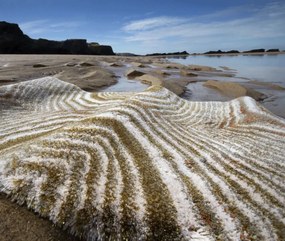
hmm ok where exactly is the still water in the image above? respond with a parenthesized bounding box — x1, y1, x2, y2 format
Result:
(169, 54, 285, 118)
(169, 53, 285, 84)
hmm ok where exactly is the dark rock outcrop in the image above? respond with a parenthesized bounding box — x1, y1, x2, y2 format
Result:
(243, 49, 265, 53)
(116, 53, 139, 56)
(204, 48, 282, 55)
(204, 50, 240, 54)
(204, 50, 223, 54)
(266, 49, 279, 52)
(226, 50, 240, 54)
(88, 45, 115, 55)
(0, 21, 31, 54)
(0, 21, 115, 55)
(146, 51, 189, 56)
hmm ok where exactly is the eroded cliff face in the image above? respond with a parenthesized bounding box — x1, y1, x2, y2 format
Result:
(0, 21, 115, 55)
(0, 21, 31, 54)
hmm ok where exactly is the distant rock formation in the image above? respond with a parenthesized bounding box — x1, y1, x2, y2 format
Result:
(203, 48, 282, 55)
(266, 49, 280, 52)
(204, 50, 223, 54)
(204, 50, 240, 54)
(88, 42, 114, 55)
(146, 51, 189, 56)
(0, 21, 115, 55)
(243, 48, 265, 53)
(116, 53, 139, 56)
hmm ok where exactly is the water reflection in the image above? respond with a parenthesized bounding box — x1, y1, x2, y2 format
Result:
(101, 76, 148, 92)
(168, 53, 285, 83)
(166, 55, 188, 60)
(169, 53, 285, 118)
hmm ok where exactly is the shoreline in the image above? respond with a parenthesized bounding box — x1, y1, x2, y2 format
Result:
(0, 54, 284, 118)
(193, 51, 285, 56)
(149, 51, 285, 58)
(0, 50, 284, 58)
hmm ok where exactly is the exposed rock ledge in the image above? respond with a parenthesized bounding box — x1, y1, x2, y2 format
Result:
(0, 77, 285, 241)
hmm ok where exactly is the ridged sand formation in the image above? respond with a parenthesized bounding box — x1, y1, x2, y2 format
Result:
(0, 77, 285, 241)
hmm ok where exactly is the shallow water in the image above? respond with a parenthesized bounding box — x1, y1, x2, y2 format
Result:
(169, 54, 285, 118)
(101, 76, 148, 92)
(169, 54, 285, 84)
(101, 64, 149, 92)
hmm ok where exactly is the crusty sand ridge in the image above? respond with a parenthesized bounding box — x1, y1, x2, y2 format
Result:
(0, 77, 285, 240)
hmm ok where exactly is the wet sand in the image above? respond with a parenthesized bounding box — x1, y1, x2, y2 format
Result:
(0, 55, 230, 91)
(1, 54, 284, 118)
(0, 55, 194, 95)
(0, 193, 80, 241)
(0, 54, 285, 240)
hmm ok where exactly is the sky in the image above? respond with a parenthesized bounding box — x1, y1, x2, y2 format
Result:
(1, 0, 285, 54)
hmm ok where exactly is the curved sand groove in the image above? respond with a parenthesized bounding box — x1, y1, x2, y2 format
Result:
(0, 77, 285, 241)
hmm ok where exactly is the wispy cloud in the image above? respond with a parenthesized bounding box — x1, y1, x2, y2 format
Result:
(20, 20, 83, 36)
(20, 20, 49, 34)
(122, 16, 187, 31)
(121, 1, 285, 53)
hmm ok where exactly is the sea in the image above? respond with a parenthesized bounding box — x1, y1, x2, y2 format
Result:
(168, 53, 285, 84)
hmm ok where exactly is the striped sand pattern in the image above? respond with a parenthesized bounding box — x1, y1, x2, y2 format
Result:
(0, 77, 285, 241)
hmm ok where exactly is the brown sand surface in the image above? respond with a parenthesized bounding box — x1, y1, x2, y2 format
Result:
(0, 54, 199, 97)
(203, 80, 267, 101)
(0, 194, 80, 241)
(0, 55, 118, 90)
(0, 53, 285, 240)
(1, 54, 284, 116)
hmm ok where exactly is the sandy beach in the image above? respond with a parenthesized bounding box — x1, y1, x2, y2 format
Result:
(0, 54, 285, 240)
(0, 54, 284, 118)
(1, 0, 285, 239)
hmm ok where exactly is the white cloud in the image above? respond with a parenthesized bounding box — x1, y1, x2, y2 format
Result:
(20, 20, 49, 34)
(20, 20, 83, 36)
(123, 16, 187, 31)
(120, 1, 285, 53)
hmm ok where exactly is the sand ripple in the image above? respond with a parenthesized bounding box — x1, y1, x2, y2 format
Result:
(0, 77, 285, 240)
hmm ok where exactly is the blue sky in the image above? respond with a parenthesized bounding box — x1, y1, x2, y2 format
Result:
(1, 0, 285, 54)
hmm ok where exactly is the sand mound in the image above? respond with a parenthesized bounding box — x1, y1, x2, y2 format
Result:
(55, 68, 117, 91)
(0, 77, 285, 241)
(125, 69, 145, 78)
(204, 80, 267, 100)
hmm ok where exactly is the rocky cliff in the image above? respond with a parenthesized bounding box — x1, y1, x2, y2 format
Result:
(0, 21, 115, 55)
